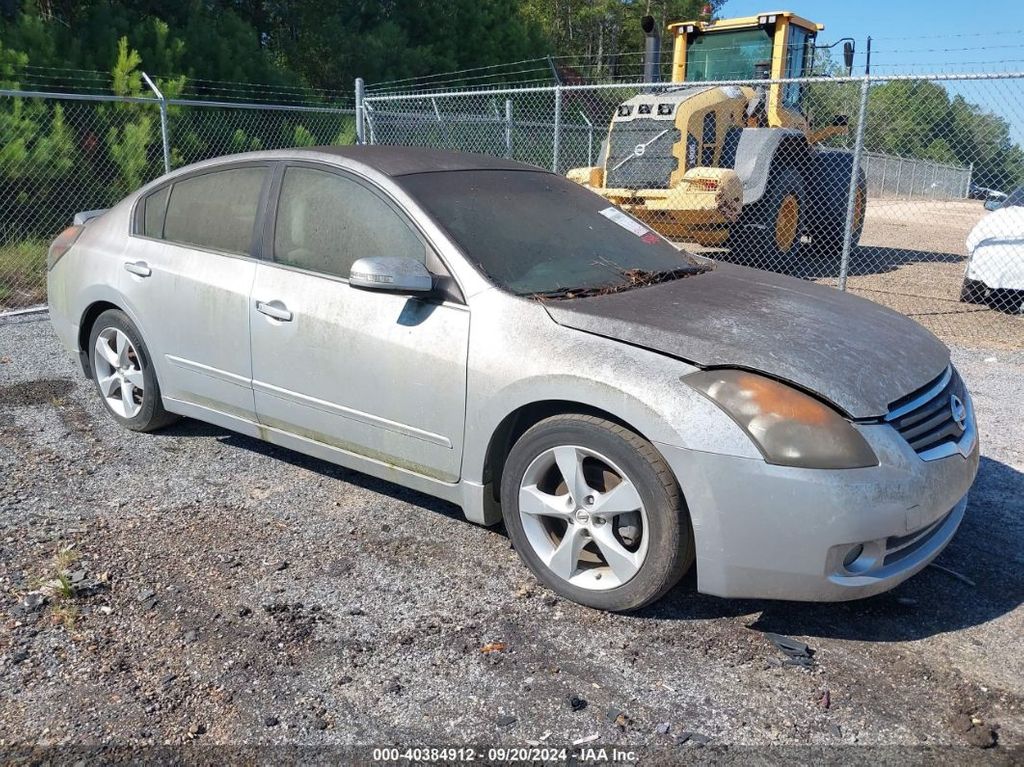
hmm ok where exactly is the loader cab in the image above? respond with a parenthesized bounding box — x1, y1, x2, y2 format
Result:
(669, 11, 821, 132)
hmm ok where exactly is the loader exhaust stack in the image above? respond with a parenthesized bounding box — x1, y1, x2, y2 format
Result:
(642, 15, 660, 84)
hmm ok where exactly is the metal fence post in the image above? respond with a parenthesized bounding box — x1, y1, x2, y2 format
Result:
(355, 77, 366, 145)
(838, 75, 870, 292)
(141, 72, 170, 174)
(579, 109, 594, 167)
(504, 99, 513, 158)
(552, 86, 562, 173)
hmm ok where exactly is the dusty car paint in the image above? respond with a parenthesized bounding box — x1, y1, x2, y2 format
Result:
(544, 262, 950, 419)
(47, 147, 979, 602)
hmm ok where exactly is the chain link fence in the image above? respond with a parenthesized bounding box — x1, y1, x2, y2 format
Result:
(0, 87, 354, 313)
(2, 73, 1022, 350)
(363, 73, 1024, 349)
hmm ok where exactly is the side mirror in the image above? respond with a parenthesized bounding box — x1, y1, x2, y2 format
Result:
(349, 256, 434, 294)
(984, 198, 1002, 212)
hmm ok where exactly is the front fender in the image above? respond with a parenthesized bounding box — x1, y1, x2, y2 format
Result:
(462, 294, 761, 489)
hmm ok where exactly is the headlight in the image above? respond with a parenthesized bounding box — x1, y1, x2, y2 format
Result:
(685, 370, 877, 469)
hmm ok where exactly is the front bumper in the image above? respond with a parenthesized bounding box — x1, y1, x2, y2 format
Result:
(657, 417, 980, 601)
(965, 245, 1024, 291)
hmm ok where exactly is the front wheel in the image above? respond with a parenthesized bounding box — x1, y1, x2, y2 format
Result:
(88, 309, 177, 432)
(500, 414, 694, 611)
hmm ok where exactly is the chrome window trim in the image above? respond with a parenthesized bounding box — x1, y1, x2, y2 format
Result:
(126, 233, 265, 265)
(250, 256, 469, 313)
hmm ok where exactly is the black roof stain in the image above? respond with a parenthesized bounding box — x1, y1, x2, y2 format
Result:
(305, 146, 548, 177)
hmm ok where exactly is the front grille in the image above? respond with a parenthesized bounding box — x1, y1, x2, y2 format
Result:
(886, 367, 968, 456)
(883, 509, 952, 567)
(605, 119, 681, 189)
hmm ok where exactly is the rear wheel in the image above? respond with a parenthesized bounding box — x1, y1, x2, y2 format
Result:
(88, 309, 177, 432)
(500, 414, 694, 612)
(731, 167, 805, 266)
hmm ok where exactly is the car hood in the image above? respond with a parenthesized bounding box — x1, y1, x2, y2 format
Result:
(967, 206, 1024, 252)
(543, 263, 949, 419)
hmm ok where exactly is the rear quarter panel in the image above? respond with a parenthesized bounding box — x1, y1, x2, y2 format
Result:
(47, 203, 133, 360)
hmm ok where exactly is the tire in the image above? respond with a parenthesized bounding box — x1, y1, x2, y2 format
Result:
(500, 414, 694, 612)
(88, 309, 177, 432)
(808, 175, 867, 257)
(959, 277, 987, 304)
(731, 167, 806, 267)
(991, 288, 1024, 314)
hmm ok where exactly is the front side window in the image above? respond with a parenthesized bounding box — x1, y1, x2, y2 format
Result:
(273, 166, 425, 279)
(163, 166, 266, 254)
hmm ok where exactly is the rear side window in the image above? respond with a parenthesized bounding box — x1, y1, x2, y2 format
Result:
(163, 166, 266, 254)
(143, 186, 170, 238)
(273, 166, 425, 279)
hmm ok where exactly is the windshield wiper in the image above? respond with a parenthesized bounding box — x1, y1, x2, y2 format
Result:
(532, 264, 713, 300)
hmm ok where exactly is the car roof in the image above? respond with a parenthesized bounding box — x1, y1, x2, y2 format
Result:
(278, 146, 545, 177)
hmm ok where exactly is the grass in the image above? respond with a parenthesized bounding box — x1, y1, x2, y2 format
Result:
(0, 239, 48, 309)
(23, 544, 83, 630)
(50, 603, 79, 631)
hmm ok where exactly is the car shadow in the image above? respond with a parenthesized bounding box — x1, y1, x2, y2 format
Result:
(155, 417, 467, 524)
(642, 456, 1024, 642)
(159, 419, 1021, 642)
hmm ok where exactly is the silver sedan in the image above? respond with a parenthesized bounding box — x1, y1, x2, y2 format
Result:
(47, 147, 979, 611)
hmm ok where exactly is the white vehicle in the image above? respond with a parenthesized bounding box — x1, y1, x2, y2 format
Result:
(961, 188, 1024, 312)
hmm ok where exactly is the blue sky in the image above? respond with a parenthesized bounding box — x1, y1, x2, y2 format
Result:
(719, 1, 1024, 73)
(720, 1, 1024, 145)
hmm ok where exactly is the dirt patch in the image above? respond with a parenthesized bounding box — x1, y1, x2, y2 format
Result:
(0, 377, 74, 407)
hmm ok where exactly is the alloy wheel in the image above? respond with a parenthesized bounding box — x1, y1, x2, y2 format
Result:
(94, 327, 145, 419)
(518, 445, 649, 590)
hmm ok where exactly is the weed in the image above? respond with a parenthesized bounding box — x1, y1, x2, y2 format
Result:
(50, 602, 79, 631)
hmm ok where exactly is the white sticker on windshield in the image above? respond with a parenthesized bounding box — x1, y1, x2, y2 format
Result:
(599, 206, 651, 238)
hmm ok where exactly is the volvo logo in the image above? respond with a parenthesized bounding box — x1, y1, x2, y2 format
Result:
(950, 394, 967, 431)
(633, 143, 646, 158)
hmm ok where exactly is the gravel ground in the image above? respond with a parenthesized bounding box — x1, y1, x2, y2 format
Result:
(0, 314, 1022, 756)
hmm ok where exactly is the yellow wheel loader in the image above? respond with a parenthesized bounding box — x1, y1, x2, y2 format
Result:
(567, 10, 867, 260)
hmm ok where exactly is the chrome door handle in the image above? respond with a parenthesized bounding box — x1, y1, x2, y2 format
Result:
(124, 261, 151, 277)
(255, 300, 293, 322)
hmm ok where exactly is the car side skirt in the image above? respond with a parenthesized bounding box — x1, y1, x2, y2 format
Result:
(163, 397, 497, 523)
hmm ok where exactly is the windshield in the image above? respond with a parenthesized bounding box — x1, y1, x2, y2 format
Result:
(397, 170, 709, 296)
(686, 29, 773, 81)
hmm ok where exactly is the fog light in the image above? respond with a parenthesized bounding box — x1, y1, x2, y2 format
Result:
(843, 544, 864, 569)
